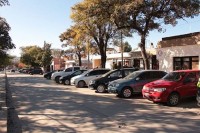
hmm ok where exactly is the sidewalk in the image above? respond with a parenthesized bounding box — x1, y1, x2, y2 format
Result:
(0, 74, 7, 133)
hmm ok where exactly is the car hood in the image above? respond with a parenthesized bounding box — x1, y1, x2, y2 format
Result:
(145, 79, 178, 88)
(71, 75, 83, 80)
(109, 78, 131, 85)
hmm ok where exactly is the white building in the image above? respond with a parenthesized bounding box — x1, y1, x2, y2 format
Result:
(157, 32, 200, 72)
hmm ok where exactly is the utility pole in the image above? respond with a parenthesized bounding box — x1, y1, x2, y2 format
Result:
(121, 30, 123, 69)
(87, 39, 90, 69)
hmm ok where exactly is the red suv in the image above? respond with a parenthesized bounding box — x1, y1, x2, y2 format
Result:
(142, 70, 200, 106)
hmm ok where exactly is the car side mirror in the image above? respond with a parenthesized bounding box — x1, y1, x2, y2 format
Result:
(108, 76, 111, 78)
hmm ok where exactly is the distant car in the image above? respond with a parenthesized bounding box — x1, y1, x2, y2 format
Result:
(43, 69, 63, 79)
(59, 69, 87, 85)
(52, 66, 82, 83)
(11, 69, 15, 72)
(143, 70, 200, 106)
(29, 69, 43, 75)
(108, 70, 167, 98)
(88, 68, 139, 93)
(71, 68, 110, 88)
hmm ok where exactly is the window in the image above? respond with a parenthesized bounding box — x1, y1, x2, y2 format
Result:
(124, 69, 135, 76)
(110, 71, 122, 78)
(65, 68, 72, 72)
(184, 73, 196, 83)
(173, 56, 199, 70)
(74, 67, 80, 71)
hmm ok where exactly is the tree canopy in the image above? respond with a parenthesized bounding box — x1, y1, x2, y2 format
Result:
(0, 0, 9, 6)
(86, 0, 200, 69)
(70, 0, 118, 68)
(20, 46, 43, 67)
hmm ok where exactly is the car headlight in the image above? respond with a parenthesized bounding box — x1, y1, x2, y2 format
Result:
(153, 88, 166, 92)
(90, 80, 95, 84)
(115, 83, 120, 87)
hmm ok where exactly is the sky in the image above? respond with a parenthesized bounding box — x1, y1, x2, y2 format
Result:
(0, 0, 200, 57)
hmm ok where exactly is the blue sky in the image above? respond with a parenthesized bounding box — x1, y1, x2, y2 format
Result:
(0, 0, 200, 57)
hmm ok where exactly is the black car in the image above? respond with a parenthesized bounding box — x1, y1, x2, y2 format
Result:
(44, 69, 63, 79)
(29, 69, 43, 75)
(59, 69, 87, 85)
(88, 68, 139, 93)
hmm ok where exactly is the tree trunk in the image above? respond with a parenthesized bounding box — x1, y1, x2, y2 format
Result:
(77, 53, 82, 66)
(140, 34, 150, 70)
(100, 53, 106, 68)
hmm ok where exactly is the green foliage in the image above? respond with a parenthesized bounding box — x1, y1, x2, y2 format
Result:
(123, 42, 132, 52)
(0, 53, 13, 67)
(0, 17, 15, 61)
(41, 42, 53, 71)
(20, 46, 43, 67)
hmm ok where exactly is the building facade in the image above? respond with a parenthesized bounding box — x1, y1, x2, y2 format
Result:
(157, 32, 200, 72)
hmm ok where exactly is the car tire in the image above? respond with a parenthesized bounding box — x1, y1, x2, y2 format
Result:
(46, 76, 51, 79)
(167, 92, 180, 106)
(55, 76, 61, 83)
(64, 79, 70, 85)
(121, 87, 132, 98)
(77, 80, 85, 88)
(96, 84, 106, 93)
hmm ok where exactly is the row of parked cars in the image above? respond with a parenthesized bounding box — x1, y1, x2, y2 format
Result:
(43, 66, 200, 107)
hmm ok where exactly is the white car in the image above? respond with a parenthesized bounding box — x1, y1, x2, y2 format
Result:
(52, 66, 82, 83)
(71, 68, 110, 88)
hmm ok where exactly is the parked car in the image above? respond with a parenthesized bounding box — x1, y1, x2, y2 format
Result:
(59, 69, 87, 85)
(197, 89, 200, 107)
(71, 68, 110, 88)
(142, 70, 200, 106)
(29, 69, 43, 75)
(43, 69, 63, 79)
(52, 66, 82, 83)
(89, 68, 139, 93)
(108, 70, 167, 98)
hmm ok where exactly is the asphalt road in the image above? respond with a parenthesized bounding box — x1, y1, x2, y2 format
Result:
(7, 72, 200, 133)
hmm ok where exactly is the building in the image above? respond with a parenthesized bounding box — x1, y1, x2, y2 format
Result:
(157, 32, 200, 72)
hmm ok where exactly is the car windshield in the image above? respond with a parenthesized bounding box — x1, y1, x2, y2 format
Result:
(102, 69, 117, 77)
(162, 72, 186, 81)
(124, 71, 140, 79)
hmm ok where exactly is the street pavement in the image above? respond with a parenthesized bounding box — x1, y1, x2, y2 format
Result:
(5, 73, 200, 133)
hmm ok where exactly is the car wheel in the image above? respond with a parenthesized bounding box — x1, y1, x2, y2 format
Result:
(55, 76, 61, 83)
(64, 79, 70, 85)
(47, 76, 51, 79)
(77, 80, 85, 88)
(121, 87, 132, 98)
(96, 84, 106, 93)
(167, 92, 180, 106)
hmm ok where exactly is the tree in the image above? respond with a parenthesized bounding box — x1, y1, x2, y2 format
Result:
(41, 41, 53, 72)
(0, 53, 13, 68)
(91, 0, 200, 69)
(0, 17, 15, 59)
(71, 0, 118, 68)
(124, 42, 132, 52)
(20, 46, 43, 67)
(0, 0, 9, 6)
(60, 25, 86, 66)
